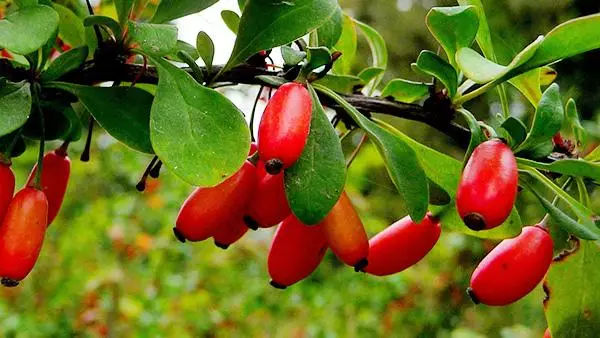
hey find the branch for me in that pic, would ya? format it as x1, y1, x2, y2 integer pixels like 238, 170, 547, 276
0, 59, 470, 147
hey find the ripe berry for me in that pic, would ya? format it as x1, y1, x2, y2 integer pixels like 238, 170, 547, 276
0, 187, 48, 286
456, 139, 518, 231
0, 162, 15, 222
258, 82, 312, 174
213, 219, 249, 249
544, 328, 551, 338
467, 225, 553, 306
365, 213, 441, 276
320, 192, 369, 270
175, 161, 257, 242
244, 161, 291, 229
26, 148, 71, 225
268, 215, 327, 289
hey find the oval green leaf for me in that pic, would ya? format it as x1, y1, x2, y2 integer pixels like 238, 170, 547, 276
415, 50, 458, 98
41, 46, 88, 82
127, 21, 178, 57
0, 5, 59, 55
284, 85, 346, 225
150, 56, 250, 187
426, 6, 479, 67
0, 81, 32, 137
151, 0, 219, 24
381, 78, 429, 103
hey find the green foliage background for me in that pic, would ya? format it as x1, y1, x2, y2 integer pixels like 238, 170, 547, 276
0, 0, 599, 336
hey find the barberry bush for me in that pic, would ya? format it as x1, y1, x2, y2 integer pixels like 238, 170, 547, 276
0, 0, 599, 336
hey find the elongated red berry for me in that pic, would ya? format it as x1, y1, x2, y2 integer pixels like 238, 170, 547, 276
457, 139, 518, 231
26, 148, 71, 225
258, 82, 312, 174
268, 215, 327, 289
0, 187, 48, 286
175, 161, 257, 242
365, 213, 441, 276
0, 162, 15, 222
213, 219, 249, 249
320, 192, 369, 270
244, 161, 291, 229
467, 225, 553, 306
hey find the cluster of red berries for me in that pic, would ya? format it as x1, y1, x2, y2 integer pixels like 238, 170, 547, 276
0, 146, 70, 287
174, 82, 554, 306
458, 139, 553, 306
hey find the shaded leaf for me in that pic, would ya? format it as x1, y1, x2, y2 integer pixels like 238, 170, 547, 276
0, 81, 32, 137
83, 16, 122, 40
415, 50, 457, 98
46, 82, 154, 153
281, 45, 306, 66
500, 116, 527, 148
53, 3, 86, 47
284, 85, 346, 225
41, 46, 88, 82
316, 6, 342, 49
127, 21, 178, 57
565, 98, 587, 149
381, 79, 429, 103
166, 40, 200, 62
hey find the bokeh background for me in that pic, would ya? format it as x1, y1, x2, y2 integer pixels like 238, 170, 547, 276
1, 0, 599, 336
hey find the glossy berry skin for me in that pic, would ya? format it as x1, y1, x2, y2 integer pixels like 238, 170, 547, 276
244, 161, 291, 229
0, 187, 48, 286
320, 192, 369, 270
456, 139, 518, 231
365, 213, 441, 276
175, 161, 257, 242
213, 219, 249, 249
543, 328, 551, 338
467, 225, 553, 306
258, 82, 312, 174
268, 215, 327, 289
0, 162, 15, 222
26, 149, 71, 225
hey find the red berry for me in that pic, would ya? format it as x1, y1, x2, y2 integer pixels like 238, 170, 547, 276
175, 161, 257, 242
467, 225, 553, 306
268, 215, 327, 289
244, 161, 291, 229
320, 192, 369, 270
0, 49, 12, 59
249, 142, 258, 157
544, 328, 551, 338
0, 187, 48, 286
26, 149, 71, 225
258, 82, 312, 174
365, 213, 441, 276
213, 219, 249, 249
457, 139, 518, 231
0, 162, 15, 222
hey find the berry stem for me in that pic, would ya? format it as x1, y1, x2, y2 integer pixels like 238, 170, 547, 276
80, 117, 94, 162
249, 86, 263, 142
32, 84, 45, 190
136, 156, 158, 192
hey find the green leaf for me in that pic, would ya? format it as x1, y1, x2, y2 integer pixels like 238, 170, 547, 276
284, 85, 346, 225
353, 19, 387, 94
516, 83, 564, 155
357, 67, 384, 84
517, 158, 600, 182
83, 16, 122, 40
0, 81, 31, 137
314, 74, 362, 94
585, 145, 600, 162
457, 0, 496, 60
223, 0, 340, 72
221, 10, 240, 34
565, 98, 587, 149
415, 50, 457, 98
508, 68, 542, 108
15, 0, 38, 8
0, 5, 59, 55
0, 131, 26, 158
127, 21, 178, 57
256, 75, 288, 87
165, 40, 200, 62
545, 241, 600, 337
456, 108, 485, 166
150, 56, 250, 187
114, 0, 134, 25
332, 14, 357, 75
456, 36, 543, 84
376, 118, 522, 239
426, 6, 479, 67
315, 84, 428, 222
41, 46, 88, 82
150, 0, 219, 24
500, 116, 527, 148
46, 82, 154, 154
53, 3, 86, 47
575, 177, 591, 208
381, 79, 429, 103
281, 45, 306, 66
304, 46, 332, 73
521, 14, 600, 72
196, 31, 215, 70
24, 99, 80, 141
522, 167, 598, 238
316, 7, 342, 49
238, 0, 247, 11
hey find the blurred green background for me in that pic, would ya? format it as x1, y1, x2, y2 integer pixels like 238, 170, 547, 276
1, 0, 599, 336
